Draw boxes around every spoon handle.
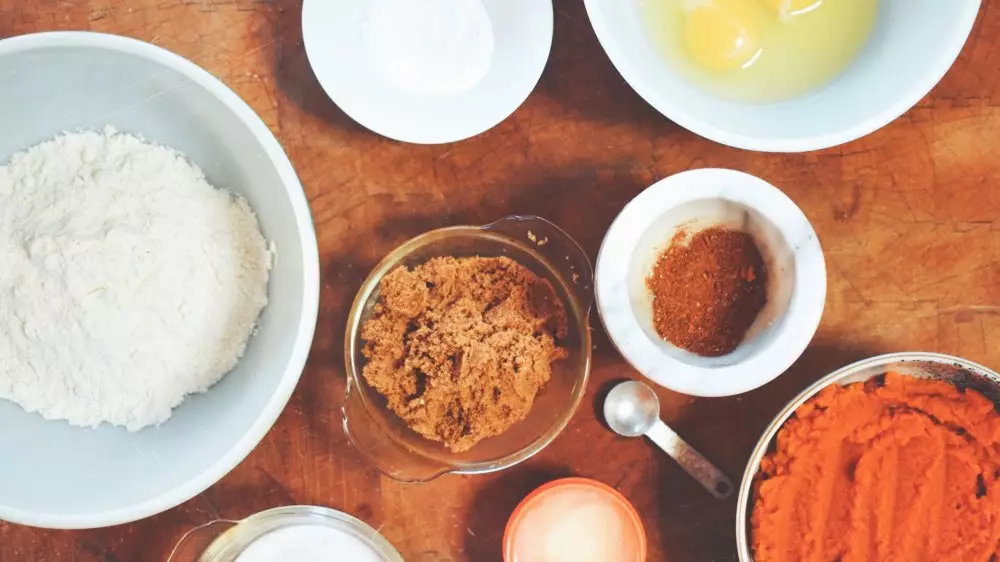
[646,420,734,499]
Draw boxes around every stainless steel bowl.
[735,352,1000,561]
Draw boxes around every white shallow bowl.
[584,0,981,152]
[0,32,320,529]
[302,0,553,144]
[595,169,826,397]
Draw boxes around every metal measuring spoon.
[604,380,734,499]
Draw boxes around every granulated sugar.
[234,525,383,562]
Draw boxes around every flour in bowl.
[0,128,272,430]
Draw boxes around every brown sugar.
[647,227,767,357]
[360,256,569,453]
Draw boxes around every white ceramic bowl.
[0,32,320,529]
[595,169,825,397]
[584,0,981,152]
[302,0,553,144]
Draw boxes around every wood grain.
[2,1,1000,560]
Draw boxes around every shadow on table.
[651,341,882,561]
[271,0,371,137]
[464,465,573,562]
[353,162,647,260]
[286,251,379,450]
[541,0,675,130]
[592,375,635,432]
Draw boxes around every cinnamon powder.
[646,227,767,357]
[360,256,568,453]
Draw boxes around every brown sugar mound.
[360,256,569,453]
[752,373,1000,561]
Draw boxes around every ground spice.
[360,256,569,453]
[646,227,767,356]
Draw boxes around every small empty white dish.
[595,169,826,397]
[302,0,553,144]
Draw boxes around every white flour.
[0,128,272,431]
[364,0,495,95]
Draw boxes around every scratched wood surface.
[2,1,1000,560]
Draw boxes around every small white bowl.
[302,0,553,145]
[584,0,980,152]
[0,32,319,529]
[595,169,825,397]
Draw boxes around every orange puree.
[752,373,1000,562]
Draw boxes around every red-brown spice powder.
[647,227,768,357]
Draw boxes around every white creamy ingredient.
[0,128,272,430]
[540,503,622,562]
[235,525,384,562]
[364,0,495,96]
[513,488,634,562]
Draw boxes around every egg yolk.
[763,0,823,19]
[683,0,761,72]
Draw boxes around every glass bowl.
[167,505,403,562]
[342,216,594,482]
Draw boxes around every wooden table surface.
[3,1,1000,560]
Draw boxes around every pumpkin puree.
[752,373,1000,562]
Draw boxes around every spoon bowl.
[604,380,660,437]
